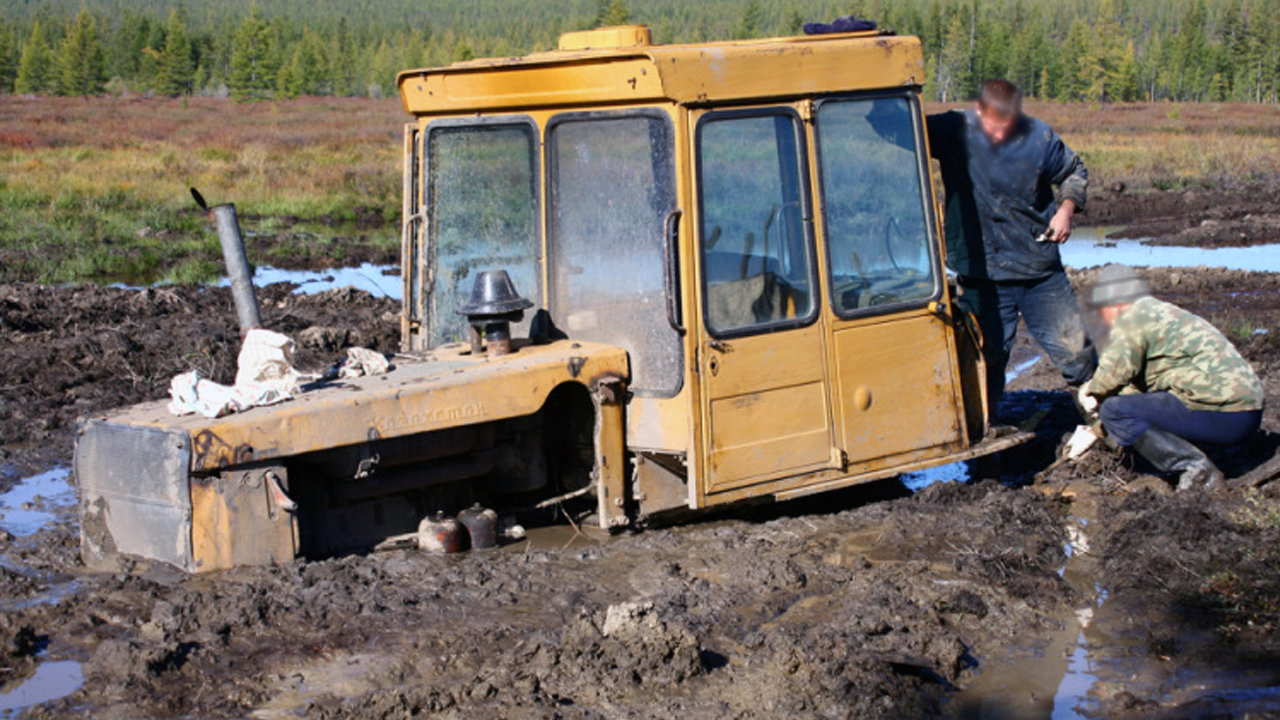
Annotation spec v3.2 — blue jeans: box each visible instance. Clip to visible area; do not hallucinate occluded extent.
[1099,392,1262,447]
[958,272,1097,411]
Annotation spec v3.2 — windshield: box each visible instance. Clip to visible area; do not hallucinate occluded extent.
[817,97,938,316]
[425,120,540,347]
[547,112,681,396]
[697,110,816,337]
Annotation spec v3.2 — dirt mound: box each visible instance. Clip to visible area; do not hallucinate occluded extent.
[1084,182,1280,248]
[1097,489,1280,644]
[0,282,399,476]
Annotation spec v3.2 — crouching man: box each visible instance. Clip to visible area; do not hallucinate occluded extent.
[1079,265,1264,491]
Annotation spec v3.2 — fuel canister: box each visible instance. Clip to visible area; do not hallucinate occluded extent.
[417,511,464,554]
[457,503,499,549]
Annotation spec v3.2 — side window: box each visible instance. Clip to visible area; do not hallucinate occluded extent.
[817,97,938,316]
[697,111,815,336]
[547,112,681,397]
[426,121,540,348]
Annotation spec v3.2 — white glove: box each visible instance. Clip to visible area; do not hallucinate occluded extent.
[1065,425,1099,460]
[1077,385,1099,415]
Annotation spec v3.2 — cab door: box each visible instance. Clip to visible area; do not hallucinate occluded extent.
[695,107,835,494]
[814,95,966,468]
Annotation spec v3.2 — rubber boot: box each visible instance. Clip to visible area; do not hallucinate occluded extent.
[1131,428,1224,492]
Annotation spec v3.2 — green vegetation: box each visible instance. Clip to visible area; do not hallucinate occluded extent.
[0,96,401,284]
[0,0,1276,103]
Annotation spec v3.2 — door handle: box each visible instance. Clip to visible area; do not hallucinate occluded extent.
[709,339,733,353]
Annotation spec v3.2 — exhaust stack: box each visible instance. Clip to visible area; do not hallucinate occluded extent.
[192,189,262,337]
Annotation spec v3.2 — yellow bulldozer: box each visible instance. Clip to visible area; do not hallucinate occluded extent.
[76,24,1030,572]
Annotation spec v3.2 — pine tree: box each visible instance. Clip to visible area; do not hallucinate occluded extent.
[1171,0,1209,100]
[14,21,53,95]
[595,0,631,28]
[0,23,18,94]
[733,0,763,39]
[155,9,195,96]
[325,17,355,97]
[936,12,971,101]
[229,4,277,101]
[56,6,107,96]
[277,28,323,98]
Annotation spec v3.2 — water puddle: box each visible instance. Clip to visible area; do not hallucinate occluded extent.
[1064,228,1280,272]
[953,513,1102,719]
[900,463,969,492]
[0,660,83,717]
[220,263,401,300]
[0,468,75,537]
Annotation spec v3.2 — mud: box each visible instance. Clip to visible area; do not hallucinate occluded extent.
[0,264,1277,718]
[1084,182,1280,248]
[0,282,400,478]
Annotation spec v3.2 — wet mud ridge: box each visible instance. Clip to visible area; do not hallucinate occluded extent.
[0,270,1277,718]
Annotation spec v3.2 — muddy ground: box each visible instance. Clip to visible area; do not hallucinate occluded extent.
[1085,181,1280,248]
[0,263,1278,718]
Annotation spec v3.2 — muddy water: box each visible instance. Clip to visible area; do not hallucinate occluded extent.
[1064,228,1280,272]
[222,263,402,300]
[0,660,83,717]
[951,487,1103,718]
[0,468,74,538]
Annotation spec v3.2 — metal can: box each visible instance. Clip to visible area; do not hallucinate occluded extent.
[417,511,464,554]
[457,503,499,549]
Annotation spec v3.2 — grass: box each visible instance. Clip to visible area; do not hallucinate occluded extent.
[3,96,1279,285]
[0,96,404,284]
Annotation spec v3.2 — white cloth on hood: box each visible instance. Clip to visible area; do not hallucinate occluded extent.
[338,347,390,379]
[166,370,290,418]
[168,329,304,418]
[235,328,304,395]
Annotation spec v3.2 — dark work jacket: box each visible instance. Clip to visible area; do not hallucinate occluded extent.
[926,110,1089,282]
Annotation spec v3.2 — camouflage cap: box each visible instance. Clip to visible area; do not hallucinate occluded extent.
[1088,264,1150,307]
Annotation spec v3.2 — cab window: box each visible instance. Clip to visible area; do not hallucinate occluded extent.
[697,110,816,336]
[816,97,939,316]
[425,119,540,348]
[547,111,681,397]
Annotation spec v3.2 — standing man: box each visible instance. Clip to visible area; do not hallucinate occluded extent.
[927,79,1097,417]
[1079,265,1263,491]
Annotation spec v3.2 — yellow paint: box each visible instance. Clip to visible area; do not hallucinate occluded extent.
[77,26,1011,573]
[109,341,629,472]
[397,33,924,116]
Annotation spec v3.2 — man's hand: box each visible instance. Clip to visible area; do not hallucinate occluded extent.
[1077,384,1099,415]
[1048,199,1076,243]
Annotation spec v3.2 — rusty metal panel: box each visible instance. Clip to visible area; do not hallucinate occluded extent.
[90,341,629,474]
[76,420,194,571]
[191,465,297,572]
[593,378,630,530]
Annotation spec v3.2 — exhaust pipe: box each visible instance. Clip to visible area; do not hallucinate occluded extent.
[192,188,262,336]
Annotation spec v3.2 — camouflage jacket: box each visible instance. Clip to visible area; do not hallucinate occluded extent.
[1088,296,1264,412]
[927,110,1088,282]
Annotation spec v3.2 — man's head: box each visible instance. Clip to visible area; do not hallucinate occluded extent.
[1089,264,1151,326]
[975,79,1023,142]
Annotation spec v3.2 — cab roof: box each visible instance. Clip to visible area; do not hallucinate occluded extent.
[397,25,925,116]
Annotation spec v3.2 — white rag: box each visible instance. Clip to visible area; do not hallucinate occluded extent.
[168,329,305,418]
[235,328,304,395]
[166,370,290,418]
[338,347,390,379]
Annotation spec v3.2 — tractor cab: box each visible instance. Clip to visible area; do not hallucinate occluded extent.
[75,25,1026,573]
